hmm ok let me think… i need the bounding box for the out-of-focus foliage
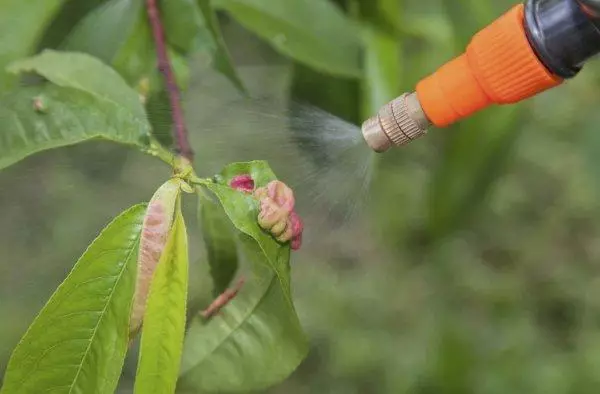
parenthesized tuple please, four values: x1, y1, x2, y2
(3, 0, 600, 393)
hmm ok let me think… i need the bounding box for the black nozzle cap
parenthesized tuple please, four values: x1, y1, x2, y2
(524, 0, 600, 78)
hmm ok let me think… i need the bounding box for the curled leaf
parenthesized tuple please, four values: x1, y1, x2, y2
(230, 174, 255, 193)
(129, 178, 185, 336)
(254, 180, 303, 250)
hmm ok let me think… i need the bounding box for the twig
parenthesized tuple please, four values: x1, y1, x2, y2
(145, 0, 194, 162)
(201, 278, 246, 319)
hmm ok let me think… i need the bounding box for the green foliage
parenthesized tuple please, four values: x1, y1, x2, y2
(179, 161, 307, 392)
(9, 50, 148, 120)
(0, 0, 567, 393)
(60, 0, 156, 87)
(199, 192, 239, 296)
(0, 204, 146, 394)
(0, 51, 155, 171)
(213, 0, 362, 78)
(134, 204, 189, 394)
(195, 0, 246, 92)
(427, 106, 524, 242)
(0, 0, 67, 88)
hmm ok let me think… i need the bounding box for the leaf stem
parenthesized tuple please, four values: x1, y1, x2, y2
(145, 0, 194, 162)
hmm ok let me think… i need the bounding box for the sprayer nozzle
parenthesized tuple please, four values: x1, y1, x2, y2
(361, 92, 430, 153)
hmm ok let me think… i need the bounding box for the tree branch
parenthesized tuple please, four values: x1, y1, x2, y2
(145, 0, 194, 162)
(201, 278, 245, 319)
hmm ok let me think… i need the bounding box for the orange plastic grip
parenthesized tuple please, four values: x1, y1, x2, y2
(415, 4, 562, 128)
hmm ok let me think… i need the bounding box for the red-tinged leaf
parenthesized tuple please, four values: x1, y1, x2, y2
(130, 178, 185, 336)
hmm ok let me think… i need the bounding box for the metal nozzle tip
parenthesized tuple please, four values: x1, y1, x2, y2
(361, 92, 431, 153)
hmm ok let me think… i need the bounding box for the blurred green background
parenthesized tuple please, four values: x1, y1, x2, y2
(3, 0, 600, 392)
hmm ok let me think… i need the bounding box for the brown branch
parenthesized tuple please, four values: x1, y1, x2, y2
(145, 0, 194, 162)
(201, 278, 246, 319)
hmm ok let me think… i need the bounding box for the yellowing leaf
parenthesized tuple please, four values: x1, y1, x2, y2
(134, 205, 189, 394)
(130, 178, 185, 336)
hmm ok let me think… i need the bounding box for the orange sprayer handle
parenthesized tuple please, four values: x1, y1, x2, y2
(415, 4, 562, 128)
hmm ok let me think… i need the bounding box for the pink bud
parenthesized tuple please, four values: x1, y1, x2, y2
(230, 175, 255, 193)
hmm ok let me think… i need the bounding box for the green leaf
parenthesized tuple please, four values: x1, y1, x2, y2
(59, 0, 192, 148)
(427, 106, 524, 242)
(162, 0, 203, 54)
(199, 191, 239, 296)
(362, 26, 401, 118)
(290, 62, 361, 126)
(195, 0, 246, 92)
(213, 0, 362, 78)
(134, 204, 189, 394)
(130, 178, 185, 336)
(0, 204, 146, 394)
(60, 0, 189, 90)
(178, 161, 307, 392)
(0, 0, 67, 89)
(60, 0, 153, 86)
(8, 50, 147, 120)
(35, 0, 105, 51)
(0, 51, 153, 170)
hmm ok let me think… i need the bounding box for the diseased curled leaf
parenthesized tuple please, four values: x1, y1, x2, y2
(0, 0, 67, 89)
(179, 161, 307, 392)
(213, 0, 362, 78)
(130, 178, 185, 336)
(0, 204, 146, 394)
(0, 51, 155, 170)
(134, 205, 189, 394)
(199, 192, 239, 296)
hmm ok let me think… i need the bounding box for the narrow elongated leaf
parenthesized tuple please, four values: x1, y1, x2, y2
(199, 191, 239, 296)
(195, 0, 246, 92)
(162, 0, 203, 54)
(362, 26, 401, 118)
(427, 106, 524, 241)
(130, 178, 185, 336)
(213, 0, 362, 78)
(134, 205, 189, 394)
(0, 0, 67, 89)
(0, 51, 153, 170)
(179, 161, 307, 392)
(60, 0, 144, 70)
(0, 204, 146, 394)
